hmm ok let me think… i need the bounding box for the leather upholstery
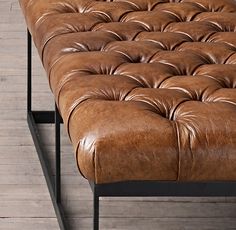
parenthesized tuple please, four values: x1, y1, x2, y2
(20, 0, 236, 184)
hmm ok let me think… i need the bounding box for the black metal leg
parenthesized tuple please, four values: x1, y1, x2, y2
(27, 29, 32, 112)
(93, 192, 100, 230)
(55, 104, 61, 203)
(26, 30, 68, 230)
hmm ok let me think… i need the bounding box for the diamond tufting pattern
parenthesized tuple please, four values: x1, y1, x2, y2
(20, 0, 236, 184)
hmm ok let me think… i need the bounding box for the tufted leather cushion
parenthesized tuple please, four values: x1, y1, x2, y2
(20, 0, 236, 184)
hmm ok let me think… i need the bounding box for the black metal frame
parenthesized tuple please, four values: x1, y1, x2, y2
(26, 29, 236, 230)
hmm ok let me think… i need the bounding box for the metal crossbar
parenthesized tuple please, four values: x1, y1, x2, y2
(26, 29, 236, 230)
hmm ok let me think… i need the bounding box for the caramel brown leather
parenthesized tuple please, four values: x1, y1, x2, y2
(19, 0, 236, 184)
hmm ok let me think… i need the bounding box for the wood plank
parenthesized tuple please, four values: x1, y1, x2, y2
(65, 201, 236, 218)
(0, 218, 58, 230)
(0, 201, 55, 218)
(1, 199, 236, 219)
(2, 217, 236, 230)
(70, 217, 236, 230)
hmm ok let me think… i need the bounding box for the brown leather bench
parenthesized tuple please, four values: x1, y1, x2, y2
(19, 0, 236, 229)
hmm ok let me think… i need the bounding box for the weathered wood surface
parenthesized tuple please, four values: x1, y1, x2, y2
(0, 0, 236, 229)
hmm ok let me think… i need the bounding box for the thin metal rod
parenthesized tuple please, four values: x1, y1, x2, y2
(27, 29, 32, 112)
(93, 193, 99, 230)
(55, 104, 61, 203)
(90, 181, 236, 197)
(26, 28, 68, 230)
(27, 112, 68, 230)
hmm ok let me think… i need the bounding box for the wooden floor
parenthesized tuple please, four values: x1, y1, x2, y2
(1, 0, 236, 229)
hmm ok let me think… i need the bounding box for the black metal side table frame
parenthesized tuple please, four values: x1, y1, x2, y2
(26, 30, 236, 230)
